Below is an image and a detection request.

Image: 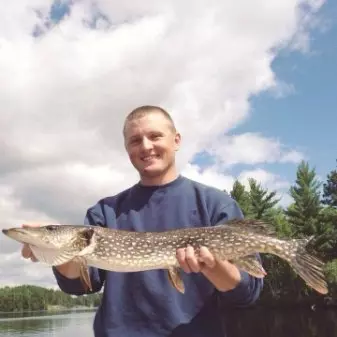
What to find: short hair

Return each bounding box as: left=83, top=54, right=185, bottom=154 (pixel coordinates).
left=123, top=105, right=176, bottom=136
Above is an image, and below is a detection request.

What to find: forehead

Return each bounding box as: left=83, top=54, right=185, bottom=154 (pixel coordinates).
left=124, top=113, right=173, bottom=138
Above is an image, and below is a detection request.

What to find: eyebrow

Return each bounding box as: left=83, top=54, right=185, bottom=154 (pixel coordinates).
left=128, top=131, right=164, bottom=140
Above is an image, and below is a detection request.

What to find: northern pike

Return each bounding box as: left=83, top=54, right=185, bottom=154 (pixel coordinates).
left=1, top=219, right=329, bottom=295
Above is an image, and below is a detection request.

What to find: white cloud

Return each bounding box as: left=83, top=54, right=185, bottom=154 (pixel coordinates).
left=238, top=168, right=291, bottom=191
left=182, top=164, right=293, bottom=207
left=238, top=168, right=293, bottom=207
left=209, top=132, right=305, bottom=167
left=182, top=163, right=235, bottom=193
left=0, top=0, right=325, bottom=287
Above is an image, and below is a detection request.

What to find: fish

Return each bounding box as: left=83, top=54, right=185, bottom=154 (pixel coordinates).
left=1, top=219, right=329, bottom=295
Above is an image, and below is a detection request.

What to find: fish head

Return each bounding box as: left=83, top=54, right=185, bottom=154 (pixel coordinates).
left=2, top=225, right=94, bottom=250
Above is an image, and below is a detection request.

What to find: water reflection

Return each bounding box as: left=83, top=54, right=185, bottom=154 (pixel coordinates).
left=224, top=307, right=337, bottom=337
left=0, top=307, right=336, bottom=336
left=0, top=310, right=95, bottom=337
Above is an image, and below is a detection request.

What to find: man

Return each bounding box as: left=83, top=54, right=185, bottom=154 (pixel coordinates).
left=22, top=105, right=263, bottom=336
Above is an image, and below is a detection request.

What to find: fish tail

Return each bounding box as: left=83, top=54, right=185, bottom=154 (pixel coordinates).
left=287, top=238, right=328, bottom=295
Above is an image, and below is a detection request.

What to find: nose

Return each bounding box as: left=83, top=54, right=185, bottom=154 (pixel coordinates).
left=140, top=137, right=153, bottom=150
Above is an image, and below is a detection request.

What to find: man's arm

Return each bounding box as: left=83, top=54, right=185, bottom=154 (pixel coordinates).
left=176, top=198, right=264, bottom=307
left=52, top=206, right=106, bottom=296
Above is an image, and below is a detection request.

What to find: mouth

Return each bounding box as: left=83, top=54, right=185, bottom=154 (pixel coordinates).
left=141, top=154, right=160, bottom=162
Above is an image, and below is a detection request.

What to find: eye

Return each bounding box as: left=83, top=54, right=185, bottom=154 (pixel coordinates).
left=45, top=225, right=58, bottom=231
left=127, top=139, right=138, bottom=147
left=150, top=132, right=162, bottom=140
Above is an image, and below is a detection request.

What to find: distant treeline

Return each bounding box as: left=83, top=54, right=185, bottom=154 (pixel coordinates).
left=228, top=160, right=337, bottom=304
left=0, top=285, right=102, bottom=312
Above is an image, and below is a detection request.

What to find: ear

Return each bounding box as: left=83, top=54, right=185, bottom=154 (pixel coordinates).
left=174, top=132, right=181, bottom=151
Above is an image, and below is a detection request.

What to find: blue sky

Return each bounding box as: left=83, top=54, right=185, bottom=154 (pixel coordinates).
left=200, top=0, right=337, bottom=190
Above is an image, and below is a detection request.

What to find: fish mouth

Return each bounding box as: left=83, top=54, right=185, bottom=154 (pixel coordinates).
left=2, top=227, right=50, bottom=247
left=3, top=227, right=32, bottom=237
left=2, top=228, right=23, bottom=238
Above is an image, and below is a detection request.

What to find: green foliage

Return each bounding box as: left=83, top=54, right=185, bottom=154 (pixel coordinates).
left=247, top=178, right=280, bottom=220
left=230, top=180, right=251, bottom=217
left=263, top=207, right=293, bottom=238
left=0, top=285, right=102, bottom=312
left=229, top=178, right=280, bottom=220
left=313, top=207, right=337, bottom=258
left=325, top=259, right=337, bottom=284
left=322, top=160, right=337, bottom=207
left=285, top=161, right=322, bottom=236
left=229, top=159, right=337, bottom=304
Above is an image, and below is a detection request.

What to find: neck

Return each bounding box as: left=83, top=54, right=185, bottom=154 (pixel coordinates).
left=139, top=168, right=179, bottom=186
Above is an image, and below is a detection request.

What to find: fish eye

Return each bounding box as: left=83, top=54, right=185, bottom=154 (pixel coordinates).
left=45, top=225, right=58, bottom=231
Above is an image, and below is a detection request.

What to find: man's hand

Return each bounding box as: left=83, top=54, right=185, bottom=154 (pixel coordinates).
left=176, top=245, right=242, bottom=292
left=176, top=245, right=216, bottom=273
left=21, top=224, right=40, bottom=262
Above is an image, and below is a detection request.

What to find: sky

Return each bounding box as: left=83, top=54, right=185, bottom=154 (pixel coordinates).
left=0, top=0, right=336, bottom=288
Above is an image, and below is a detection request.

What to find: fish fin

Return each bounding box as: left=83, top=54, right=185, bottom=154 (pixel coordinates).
left=217, top=218, right=277, bottom=236
left=232, top=255, right=266, bottom=278
left=76, top=257, right=92, bottom=293
left=29, top=245, right=76, bottom=266
left=167, top=267, right=185, bottom=294
left=286, top=238, right=329, bottom=295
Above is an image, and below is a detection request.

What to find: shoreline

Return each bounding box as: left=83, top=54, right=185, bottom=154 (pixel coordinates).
left=0, top=306, right=97, bottom=315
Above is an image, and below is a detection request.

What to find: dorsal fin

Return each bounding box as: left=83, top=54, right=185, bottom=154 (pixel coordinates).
left=215, top=218, right=277, bottom=237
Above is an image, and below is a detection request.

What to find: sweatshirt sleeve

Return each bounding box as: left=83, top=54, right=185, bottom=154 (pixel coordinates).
left=214, top=198, right=264, bottom=308
left=52, top=204, right=106, bottom=296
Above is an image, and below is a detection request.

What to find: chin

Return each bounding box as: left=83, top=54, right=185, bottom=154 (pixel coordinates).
left=141, top=166, right=165, bottom=177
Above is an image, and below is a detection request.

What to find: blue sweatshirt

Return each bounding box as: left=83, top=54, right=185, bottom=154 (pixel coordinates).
left=53, top=175, right=263, bottom=337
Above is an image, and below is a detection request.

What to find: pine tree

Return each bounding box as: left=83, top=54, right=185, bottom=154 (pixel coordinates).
left=322, top=160, right=337, bottom=207
left=318, top=160, right=337, bottom=258
left=285, top=161, right=322, bottom=236
left=247, top=178, right=280, bottom=219
left=315, top=206, right=337, bottom=259
left=229, top=180, right=252, bottom=217
left=264, top=206, right=293, bottom=238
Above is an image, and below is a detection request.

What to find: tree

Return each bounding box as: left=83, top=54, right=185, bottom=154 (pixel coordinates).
left=263, top=206, right=293, bottom=238
left=314, top=206, right=337, bottom=259
left=322, top=160, right=337, bottom=207
left=0, top=285, right=102, bottom=312
left=229, top=180, right=252, bottom=217
left=285, top=161, right=322, bottom=236
left=247, top=178, right=280, bottom=219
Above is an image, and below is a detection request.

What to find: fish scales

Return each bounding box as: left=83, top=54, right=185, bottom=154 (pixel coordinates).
left=2, top=219, right=329, bottom=295
left=88, top=226, right=249, bottom=271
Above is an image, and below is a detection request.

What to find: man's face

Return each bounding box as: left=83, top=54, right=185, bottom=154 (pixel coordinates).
left=124, top=112, right=181, bottom=180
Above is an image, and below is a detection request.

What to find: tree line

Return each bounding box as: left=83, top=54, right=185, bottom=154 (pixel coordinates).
left=0, top=285, right=102, bottom=312
left=229, top=160, right=337, bottom=304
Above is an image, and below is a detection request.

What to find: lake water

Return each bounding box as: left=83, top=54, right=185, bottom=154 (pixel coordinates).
left=0, top=307, right=336, bottom=336
left=0, top=309, right=96, bottom=337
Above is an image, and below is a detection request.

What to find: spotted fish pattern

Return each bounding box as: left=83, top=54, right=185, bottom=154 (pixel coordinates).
left=2, top=219, right=329, bottom=295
